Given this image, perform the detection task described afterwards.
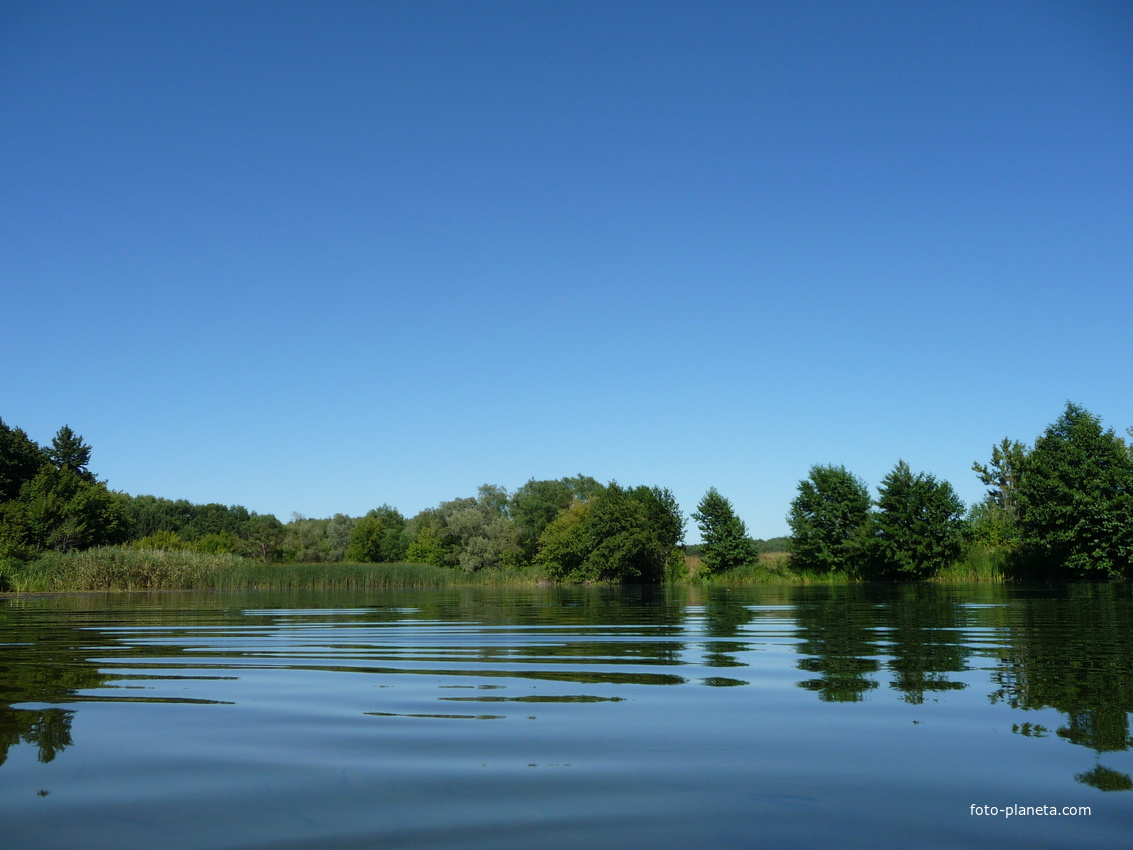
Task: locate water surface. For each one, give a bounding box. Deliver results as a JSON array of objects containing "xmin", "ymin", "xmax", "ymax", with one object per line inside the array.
[{"xmin": 2, "ymin": 584, "xmax": 1130, "ymax": 848}]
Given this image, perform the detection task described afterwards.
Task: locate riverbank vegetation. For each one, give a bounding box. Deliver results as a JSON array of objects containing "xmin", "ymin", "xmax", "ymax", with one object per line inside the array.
[{"xmin": 2, "ymin": 402, "xmax": 1130, "ymax": 591}]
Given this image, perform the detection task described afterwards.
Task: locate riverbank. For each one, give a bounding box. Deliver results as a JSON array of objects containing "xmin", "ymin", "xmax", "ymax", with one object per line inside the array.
[{"xmin": 1, "ymin": 545, "xmax": 1018, "ymax": 594}]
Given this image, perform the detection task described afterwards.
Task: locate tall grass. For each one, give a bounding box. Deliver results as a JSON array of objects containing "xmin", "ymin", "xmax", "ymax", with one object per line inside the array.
[
  {"xmin": 690, "ymin": 551, "xmax": 851, "ymax": 586},
  {"xmin": 933, "ymin": 546, "xmax": 1008, "ymax": 583},
  {"xmin": 0, "ymin": 547, "xmax": 542, "ymax": 593}
]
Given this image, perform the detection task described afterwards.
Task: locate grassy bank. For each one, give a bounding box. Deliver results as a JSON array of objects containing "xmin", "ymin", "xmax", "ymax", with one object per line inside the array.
[
  {"xmin": 688, "ymin": 552, "xmax": 851, "ymax": 585},
  {"xmin": 0, "ymin": 547, "xmax": 541, "ymax": 593},
  {"xmin": 685, "ymin": 547, "xmax": 1011, "ymax": 585},
  {"xmin": 1, "ymin": 544, "xmax": 1016, "ymax": 595}
]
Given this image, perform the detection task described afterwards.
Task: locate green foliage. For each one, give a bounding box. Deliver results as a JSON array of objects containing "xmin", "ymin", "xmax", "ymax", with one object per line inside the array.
[
  {"xmin": 0, "ymin": 418, "xmax": 45, "ymax": 502},
  {"xmin": 970, "ymin": 438, "xmax": 1029, "ymax": 546},
  {"xmin": 405, "ymin": 523, "xmax": 447, "ymax": 567},
  {"xmin": 535, "ymin": 482, "xmax": 680, "ymax": 583},
  {"xmin": 344, "ymin": 505, "xmax": 409, "ymax": 563},
  {"xmin": 193, "ymin": 531, "xmax": 241, "ymax": 555},
  {"xmin": 240, "ymin": 513, "xmax": 286, "ymax": 562},
  {"xmin": 861, "ymin": 461, "xmax": 966, "ymax": 580},
  {"xmin": 509, "ymin": 475, "xmax": 603, "ymax": 558},
  {"xmin": 1015, "ymin": 403, "xmax": 1133, "ymax": 577},
  {"xmin": 46, "ymin": 426, "xmax": 94, "ymax": 482},
  {"xmin": 18, "ymin": 467, "xmax": 125, "ymax": 553},
  {"xmin": 787, "ymin": 465, "xmax": 871, "ymax": 573},
  {"xmin": 692, "ymin": 488, "xmax": 757, "ymax": 577},
  {"xmin": 535, "ymin": 500, "xmax": 591, "ymax": 580},
  {"xmin": 131, "ymin": 529, "xmax": 189, "ymax": 550}
]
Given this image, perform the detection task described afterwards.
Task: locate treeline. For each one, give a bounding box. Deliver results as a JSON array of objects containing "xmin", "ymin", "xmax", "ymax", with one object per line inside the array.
[
  {"xmin": 786, "ymin": 402, "xmax": 1133, "ymax": 580},
  {"xmin": 3, "ymin": 401, "xmax": 1131, "ymax": 585},
  {"xmin": 0, "ymin": 423, "xmax": 690, "ymax": 583}
]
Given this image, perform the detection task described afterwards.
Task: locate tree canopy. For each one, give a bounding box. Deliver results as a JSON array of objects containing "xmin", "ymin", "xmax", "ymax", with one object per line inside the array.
[
  {"xmin": 692, "ymin": 487, "xmax": 757, "ymax": 577},
  {"xmin": 861, "ymin": 461, "xmax": 966, "ymax": 580},
  {"xmin": 787, "ymin": 465, "xmax": 872, "ymax": 573},
  {"xmin": 1015, "ymin": 403, "xmax": 1133, "ymax": 577}
]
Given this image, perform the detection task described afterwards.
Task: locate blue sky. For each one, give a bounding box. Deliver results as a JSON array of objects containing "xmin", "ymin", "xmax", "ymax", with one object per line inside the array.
[{"xmin": 3, "ymin": 1, "xmax": 1131, "ymax": 539}]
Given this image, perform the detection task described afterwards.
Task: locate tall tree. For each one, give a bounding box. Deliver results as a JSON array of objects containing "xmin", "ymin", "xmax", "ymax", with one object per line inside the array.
[
  {"xmin": 692, "ymin": 488, "xmax": 757, "ymax": 577},
  {"xmin": 1016, "ymin": 403, "xmax": 1133, "ymax": 577},
  {"xmin": 47, "ymin": 426, "xmax": 94, "ymax": 483},
  {"xmin": 787, "ymin": 465, "xmax": 872, "ymax": 573}
]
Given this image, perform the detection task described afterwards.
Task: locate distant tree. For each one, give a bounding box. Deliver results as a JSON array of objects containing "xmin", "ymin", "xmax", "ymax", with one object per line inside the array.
[
  {"xmin": 510, "ymin": 478, "xmax": 575, "ymax": 553},
  {"xmin": 510, "ymin": 476, "xmax": 604, "ymax": 558},
  {"xmin": 1016, "ymin": 403, "xmax": 1133, "ymax": 577},
  {"xmin": 0, "ymin": 418, "xmax": 45, "ymax": 502},
  {"xmin": 534, "ymin": 482, "xmax": 679, "ymax": 583},
  {"xmin": 17, "ymin": 467, "xmax": 125, "ymax": 553},
  {"xmin": 46, "ymin": 426, "xmax": 94, "ymax": 483},
  {"xmin": 194, "ymin": 531, "xmax": 240, "ymax": 555},
  {"xmin": 432, "ymin": 487, "xmax": 520, "ymax": 572},
  {"xmin": 345, "ymin": 505, "xmax": 410, "ymax": 563},
  {"xmin": 534, "ymin": 500, "xmax": 590, "ymax": 580},
  {"xmin": 787, "ymin": 465, "xmax": 872, "ymax": 573},
  {"xmin": 241, "ymin": 513, "xmax": 285, "ymax": 562},
  {"xmin": 862, "ymin": 461, "xmax": 966, "ymax": 580},
  {"xmin": 132, "ymin": 529, "xmax": 189, "ymax": 551},
  {"xmin": 692, "ymin": 488, "xmax": 757, "ymax": 577}
]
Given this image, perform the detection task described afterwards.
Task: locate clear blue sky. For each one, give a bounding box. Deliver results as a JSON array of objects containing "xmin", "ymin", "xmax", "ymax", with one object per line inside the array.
[{"xmin": 3, "ymin": 1, "xmax": 1131, "ymax": 539}]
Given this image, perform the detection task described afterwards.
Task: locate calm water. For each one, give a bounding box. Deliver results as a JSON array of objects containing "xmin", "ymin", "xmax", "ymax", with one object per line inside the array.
[{"xmin": 1, "ymin": 584, "xmax": 1131, "ymax": 849}]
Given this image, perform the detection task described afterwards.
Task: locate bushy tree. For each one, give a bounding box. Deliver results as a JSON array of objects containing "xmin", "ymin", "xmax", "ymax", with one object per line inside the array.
[
  {"xmin": 0, "ymin": 418, "xmax": 45, "ymax": 502},
  {"xmin": 862, "ymin": 461, "xmax": 966, "ymax": 580},
  {"xmin": 787, "ymin": 465, "xmax": 872, "ymax": 573},
  {"xmin": 534, "ymin": 500, "xmax": 590, "ymax": 580},
  {"xmin": 17, "ymin": 466, "xmax": 125, "ymax": 553},
  {"xmin": 535, "ymin": 482, "xmax": 680, "ymax": 583},
  {"xmin": 345, "ymin": 505, "xmax": 409, "ymax": 563},
  {"xmin": 692, "ymin": 488, "xmax": 757, "ymax": 577},
  {"xmin": 510, "ymin": 475, "xmax": 604, "ymax": 558},
  {"xmin": 1016, "ymin": 403, "xmax": 1133, "ymax": 577},
  {"xmin": 240, "ymin": 513, "xmax": 285, "ymax": 562}
]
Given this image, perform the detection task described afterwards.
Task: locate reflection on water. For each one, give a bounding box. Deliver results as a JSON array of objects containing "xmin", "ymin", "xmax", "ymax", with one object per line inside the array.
[{"xmin": 1, "ymin": 584, "xmax": 1132, "ymax": 849}]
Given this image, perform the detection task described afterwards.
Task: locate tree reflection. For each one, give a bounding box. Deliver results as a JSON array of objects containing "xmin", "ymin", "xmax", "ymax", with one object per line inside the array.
[
  {"xmin": 792, "ymin": 587, "xmax": 882, "ymax": 702},
  {"xmin": 988, "ymin": 583, "xmax": 1133, "ymax": 791},
  {"xmin": 0, "ymin": 601, "xmax": 110, "ymax": 766},
  {"xmin": 881, "ymin": 585, "xmax": 968, "ymax": 705}
]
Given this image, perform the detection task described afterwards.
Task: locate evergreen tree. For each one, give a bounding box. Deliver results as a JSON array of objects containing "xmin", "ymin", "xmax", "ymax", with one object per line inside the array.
[{"xmin": 692, "ymin": 488, "xmax": 757, "ymax": 577}]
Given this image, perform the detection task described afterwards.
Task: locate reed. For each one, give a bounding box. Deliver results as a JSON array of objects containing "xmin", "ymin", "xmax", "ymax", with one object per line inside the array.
[{"xmin": 1, "ymin": 547, "xmax": 549, "ymax": 593}]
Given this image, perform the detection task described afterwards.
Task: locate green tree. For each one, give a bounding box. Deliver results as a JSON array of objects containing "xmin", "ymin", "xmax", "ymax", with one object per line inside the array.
[
  {"xmin": 0, "ymin": 418, "xmax": 45, "ymax": 502},
  {"xmin": 510, "ymin": 476, "xmax": 604, "ymax": 558},
  {"xmin": 18, "ymin": 467, "xmax": 125, "ymax": 553},
  {"xmin": 787, "ymin": 465, "xmax": 872, "ymax": 573},
  {"xmin": 534, "ymin": 482, "xmax": 678, "ymax": 583},
  {"xmin": 970, "ymin": 438, "xmax": 1029, "ymax": 546},
  {"xmin": 46, "ymin": 426, "xmax": 94, "ymax": 483},
  {"xmin": 346, "ymin": 505, "xmax": 409, "ymax": 563},
  {"xmin": 241, "ymin": 513, "xmax": 285, "ymax": 562},
  {"xmin": 692, "ymin": 488, "xmax": 757, "ymax": 577},
  {"xmin": 1015, "ymin": 403, "xmax": 1133, "ymax": 577},
  {"xmin": 534, "ymin": 500, "xmax": 590, "ymax": 580},
  {"xmin": 863, "ymin": 461, "xmax": 966, "ymax": 580}
]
